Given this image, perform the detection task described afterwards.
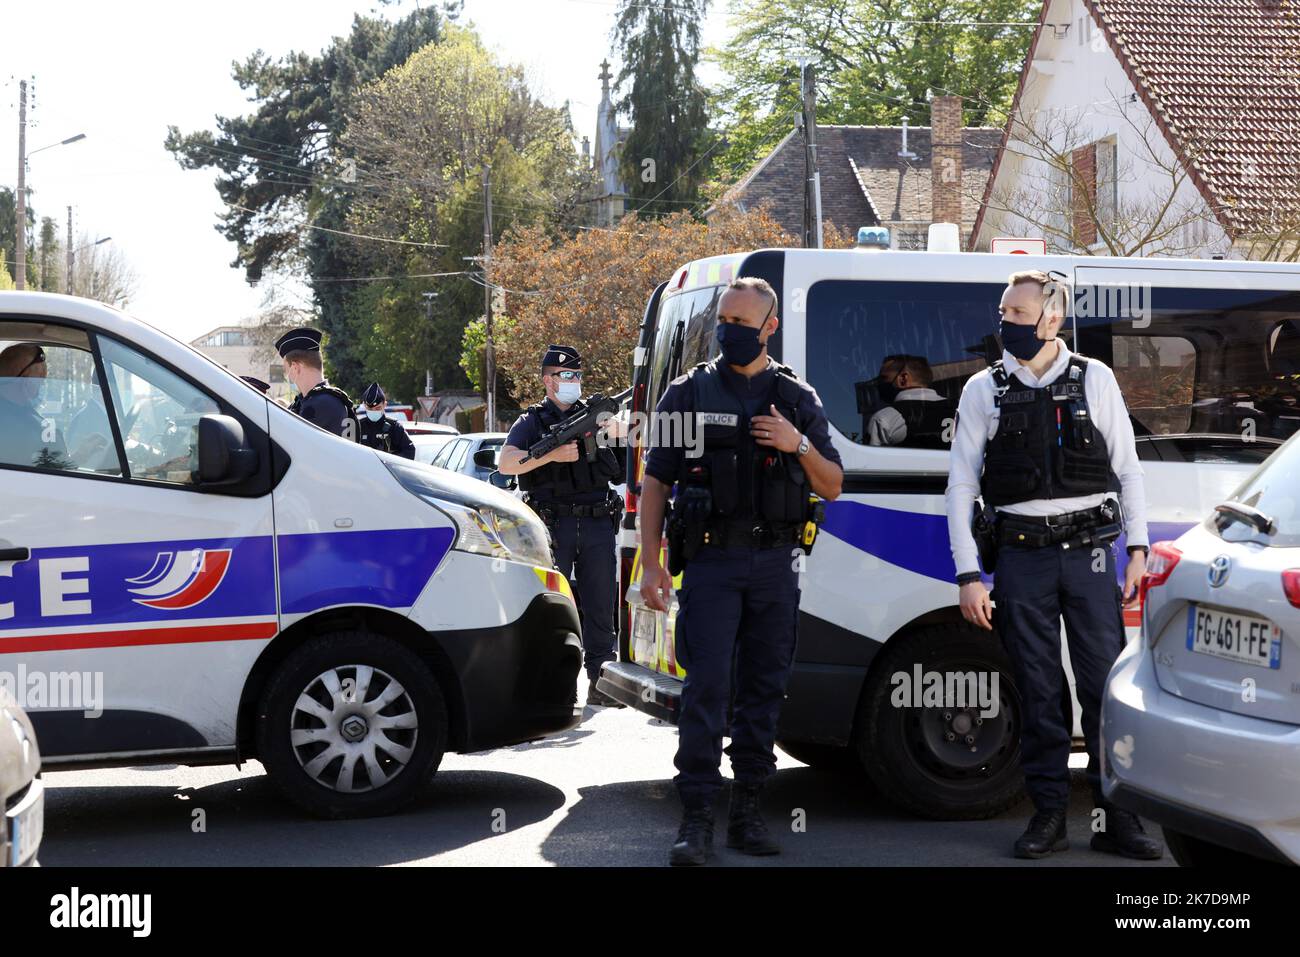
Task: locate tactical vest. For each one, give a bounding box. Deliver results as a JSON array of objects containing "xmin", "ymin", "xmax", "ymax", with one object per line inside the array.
[
  {"xmin": 358, "ymin": 415, "xmax": 397, "ymax": 452},
  {"xmin": 891, "ymin": 398, "xmax": 955, "ymax": 449},
  {"xmin": 516, "ymin": 398, "xmax": 621, "ymax": 498},
  {"xmin": 292, "ymin": 382, "xmax": 360, "ymax": 441},
  {"xmin": 684, "ymin": 359, "xmax": 810, "ymax": 524},
  {"xmin": 980, "ymin": 355, "xmax": 1112, "ymax": 507}
]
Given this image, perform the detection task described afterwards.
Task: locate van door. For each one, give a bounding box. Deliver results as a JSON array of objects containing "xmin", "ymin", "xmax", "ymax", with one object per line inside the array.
[
  {"xmin": 1072, "ymin": 265, "xmax": 1300, "ymax": 574},
  {"xmin": 0, "ymin": 322, "xmax": 277, "ymax": 762}
]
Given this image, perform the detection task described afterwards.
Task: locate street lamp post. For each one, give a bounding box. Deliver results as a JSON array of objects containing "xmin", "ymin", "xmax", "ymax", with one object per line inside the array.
[
  {"xmin": 68, "ymin": 235, "xmax": 111, "ymax": 298},
  {"xmin": 13, "ymin": 77, "xmax": 86, "ymax": 290}
]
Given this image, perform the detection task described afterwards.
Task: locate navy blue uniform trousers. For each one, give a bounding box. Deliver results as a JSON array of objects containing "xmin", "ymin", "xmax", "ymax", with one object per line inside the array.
[
  {"xmin": 992, "ymin": 542, "xmax": 1127, "ymax": 811},
  {"xmin": 673, "ymin": 543, "xmax": 800, "ymax": 807},
  {"xmin": 551, "ymin": 514, "xmax": 617, "ymax": 682}
]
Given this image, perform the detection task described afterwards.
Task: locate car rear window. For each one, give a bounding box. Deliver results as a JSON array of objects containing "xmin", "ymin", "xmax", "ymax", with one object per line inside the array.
[{"xmin": 1211, "ymin": 433, "xmax": 1300, "ymax": 547}]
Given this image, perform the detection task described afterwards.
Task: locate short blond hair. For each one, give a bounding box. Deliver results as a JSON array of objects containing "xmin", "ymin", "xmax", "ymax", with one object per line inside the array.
[{"xmin": 1008, "ymin": 269, "xmax": 1070, "ymax": 320}]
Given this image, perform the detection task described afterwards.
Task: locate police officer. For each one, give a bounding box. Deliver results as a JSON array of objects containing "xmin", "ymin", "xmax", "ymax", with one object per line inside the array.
[
  {"xmin": 357, "ymin": 382, "xmax": 416, "ymax": 459},
  {"xmin": 275, "ymin": 328, "xmax": 354, "ymax": 437},
  {"xmin": 946, "ymin": 269, "xmax": 1162, "ymax": 860},
  {"xmin": 866, "ymin": 355, "xmax": 955, "ymax": 448},
  {"xmin": 498, "ymin": 345, "xmax": 627, "ymax": 708},
  {"xmin": 639, "ymin": 277, "xmax": 843, "ymax": 866}
]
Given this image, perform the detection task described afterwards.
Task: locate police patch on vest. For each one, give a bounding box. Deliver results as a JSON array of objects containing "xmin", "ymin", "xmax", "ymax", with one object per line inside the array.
[{"xmin": 697, "ymin": 412, "xmax": 739, "ymax": 427}]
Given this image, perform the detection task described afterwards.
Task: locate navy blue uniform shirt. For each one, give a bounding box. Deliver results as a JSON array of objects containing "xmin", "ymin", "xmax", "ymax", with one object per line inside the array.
[
  {"xmin": 291, "ymin": 383, "xmax": 351, "ymax": 437},
  {"xmin": 644, "ymin": 358, "xmax": 841, "ymax": 488}
]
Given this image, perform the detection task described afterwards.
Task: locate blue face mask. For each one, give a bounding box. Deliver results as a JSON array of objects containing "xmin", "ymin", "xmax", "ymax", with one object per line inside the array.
[
  {"xmin": 365, "ymin": 409, "xmax": 383, "ymax": 422},
  {"xmin": 999, "ymin": 317, "xmax": 1050, "ymax": 362},
  {"xmin": 715, "ymin": 323, "xmax": 764, "ymax": 366},
  {"xmin": 555, "ymin": 382, "xmax": 582, "ymax": 405}
]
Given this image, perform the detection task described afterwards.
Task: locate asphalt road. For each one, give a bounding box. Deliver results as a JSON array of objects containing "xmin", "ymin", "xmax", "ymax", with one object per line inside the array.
[{"xmin": 38, "ymin": 685, "xmax": 1175, "ymax": 868}]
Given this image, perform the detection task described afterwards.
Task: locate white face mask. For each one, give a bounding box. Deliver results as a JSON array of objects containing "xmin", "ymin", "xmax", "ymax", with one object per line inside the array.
[
  {"xmin": 555, "ymin": 382, "xmax": 582, "ymax": 404},
  {"xmin": 365, "ymin": 409, "xmax": 383, "ymax": 422}
]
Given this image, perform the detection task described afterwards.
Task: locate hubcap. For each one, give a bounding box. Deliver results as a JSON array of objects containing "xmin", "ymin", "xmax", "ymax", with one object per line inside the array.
[
  {"xmin": 903, "ymin": 661, "xmax": 1019, "ymax": 783},
  {"xmin": 289, "ymin": 665, "xmax": 419, "ymax": 793}
]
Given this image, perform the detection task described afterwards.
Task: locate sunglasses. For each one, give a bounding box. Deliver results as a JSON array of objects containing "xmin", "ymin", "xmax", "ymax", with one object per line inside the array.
[
  {"xmin": 549, "ymin": 370, "xmax": 582, "ymax": 382},
  {"xmin": 16, "ymin": 346, "xmax": 46, "ymax": 377}
]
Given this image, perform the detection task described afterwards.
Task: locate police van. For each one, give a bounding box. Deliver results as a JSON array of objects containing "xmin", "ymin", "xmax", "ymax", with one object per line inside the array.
[
  {"xmin": 0, "ymin": 292, "xmax": 582, "ymax": 818},
  {"xmin": 598, "ymin": 246, "xmax": 1300, "ymax": 819}
]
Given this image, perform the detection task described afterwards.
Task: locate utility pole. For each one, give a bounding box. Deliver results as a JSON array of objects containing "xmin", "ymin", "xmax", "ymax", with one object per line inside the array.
[
  {"xmin": 65, "ymin": 207, "xmax": 73, "ymax": 294},
  {"xmin": 15, "ymin": 80, "xmax": 27, "ymax": 289},
  {"xmin": 482, "ymin": 164, "xmax": 496, "ymax": 431},
  {"xmin": 799, "ymin": 62, "xmax": 823, "ymax": 250},
  {"xmin": 422, "ymin": 291, "xmax": 438, "ymax": 397}
]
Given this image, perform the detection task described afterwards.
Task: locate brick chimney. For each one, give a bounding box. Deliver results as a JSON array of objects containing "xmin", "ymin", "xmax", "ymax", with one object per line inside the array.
[{"xmin": 930, "ymin": 95, "xmax": 964, "ymax": 227}]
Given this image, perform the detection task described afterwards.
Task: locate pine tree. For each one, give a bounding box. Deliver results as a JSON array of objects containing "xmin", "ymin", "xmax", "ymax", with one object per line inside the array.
[{"xmin": 613, "ymin": 0, "xmax": 711, "ymax": 217}]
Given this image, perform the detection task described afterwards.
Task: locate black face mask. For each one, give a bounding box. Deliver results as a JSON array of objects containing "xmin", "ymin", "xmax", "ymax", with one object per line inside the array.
[
  {"xmin": 999, "ymin": 315, "xmax": 1049, "ymax": 361},
  {"xmin": 716, "ymin": 322, "xmax": 764, "ymax": 366}
]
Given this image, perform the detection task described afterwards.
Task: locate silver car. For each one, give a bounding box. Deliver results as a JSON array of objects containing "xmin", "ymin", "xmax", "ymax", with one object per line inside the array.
[
  {"xmin": 1103, "ymin": 434, "xmax": 1300, "ymax": 866},
  {"xmin": 1, "ymin": 692, "xmax": 43, "ymax": 867}
]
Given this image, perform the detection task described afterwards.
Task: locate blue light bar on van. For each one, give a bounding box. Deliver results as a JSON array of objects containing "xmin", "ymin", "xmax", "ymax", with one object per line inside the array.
[{"xmin": 856, "ymin": 226, "xmax": 890, "ymax": 249}]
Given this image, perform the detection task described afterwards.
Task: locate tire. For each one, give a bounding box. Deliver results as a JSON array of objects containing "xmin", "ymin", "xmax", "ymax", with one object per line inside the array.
[
  {"xmin": 256, "ymin": 631, "xmax": 448, "ymax": 819},
  {"xmin": 856, "ymin": 623, "xmax": 1026, "ymax": 820},
  {"xmin": 1164, "ymin": 827, "xmax": 1283, "ymax": 868}
]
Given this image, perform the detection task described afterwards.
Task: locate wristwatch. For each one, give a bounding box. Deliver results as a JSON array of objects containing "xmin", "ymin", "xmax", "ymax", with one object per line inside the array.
[
  {"xmin": 797, "ymin": 434, "xmax": 810, "ymax": 457},
  {"xmin": 956, "ymin": 571, "xmax": 983, "ymax": 586}
]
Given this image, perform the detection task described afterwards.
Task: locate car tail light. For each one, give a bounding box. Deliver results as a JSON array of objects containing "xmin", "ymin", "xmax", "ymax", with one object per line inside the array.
[
  {"xmin": 1283, "ymin": 570, "xmax": 1300, "ymax": 609},
  {"xmin": 1139, "ymin": 541, "xmax": 1181, "ymax": 605}
]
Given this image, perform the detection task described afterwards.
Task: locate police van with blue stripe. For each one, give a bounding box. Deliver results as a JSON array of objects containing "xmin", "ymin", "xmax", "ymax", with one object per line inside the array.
[
  {"xmin": 599, "ymin": 242, "xmax": 1300, "ymax": 819},
  {"xmin": 0, "ymin": 292, "xmax": 582, "ymax": 818}
]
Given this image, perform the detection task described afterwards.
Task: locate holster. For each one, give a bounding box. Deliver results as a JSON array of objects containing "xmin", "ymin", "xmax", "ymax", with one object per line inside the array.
[{"xmin": 971, "ymin": 499, "xmax": 999, "ymax": 574}]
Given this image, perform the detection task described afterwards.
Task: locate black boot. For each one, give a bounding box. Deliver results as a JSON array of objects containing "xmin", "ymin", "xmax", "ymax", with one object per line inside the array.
[
  {"xmin": 726, "ymin": 782, "xmax": 780, "ymax": 856},
  {"xmin": 669, "ymin": 805, "xmax": 714, "ymax": 866},
  {"xmin": 1091, "ymin": 807, "xmax": 1164, "ymax": 860},
  {"xmin": 1013, "ymin": 808, "xmax": 1069, "ymax": 859}
]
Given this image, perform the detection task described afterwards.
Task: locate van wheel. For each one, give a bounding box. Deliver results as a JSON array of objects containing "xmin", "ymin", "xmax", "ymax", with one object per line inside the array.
[
  {"xmin": 856, "ymin": 623, "xmax": 1025, "ymax": 820},
  {"xmin": 256, "ymin": 631, "xmax": 447, "ymax": 819}
]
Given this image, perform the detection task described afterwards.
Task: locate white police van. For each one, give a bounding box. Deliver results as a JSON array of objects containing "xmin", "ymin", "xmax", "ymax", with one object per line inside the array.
[
  {"xmin": 0, "ymin": 292, "xmax": 582, "ymax": 818},
  {"xmin": 599, "ymin": 245, "xmax": 1300, "ymax": 819}
]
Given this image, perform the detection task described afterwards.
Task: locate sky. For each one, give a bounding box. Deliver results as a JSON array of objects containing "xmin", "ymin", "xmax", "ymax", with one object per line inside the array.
[{"xmin": 2, "ymin": 0, "xmax": 733, "ymax": 343}]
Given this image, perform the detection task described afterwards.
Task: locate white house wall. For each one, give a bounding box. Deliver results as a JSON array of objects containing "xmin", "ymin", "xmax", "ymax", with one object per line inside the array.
[{"xmin": 980, "ymin": 0, "xmax": 1233, "ymax": 258}]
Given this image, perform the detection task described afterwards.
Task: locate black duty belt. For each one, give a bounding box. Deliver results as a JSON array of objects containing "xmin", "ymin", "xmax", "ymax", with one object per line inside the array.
[
  {"xmin": 530, "ymin": 500, "xmax": 620, "ymax": 519},
  {"xmin": 707, "ymin": 518, "xmax": 802, "ymax": 551},
  {"xmin": 996, "ymin": 502, "xmax": 1120, "ymax": 549}
]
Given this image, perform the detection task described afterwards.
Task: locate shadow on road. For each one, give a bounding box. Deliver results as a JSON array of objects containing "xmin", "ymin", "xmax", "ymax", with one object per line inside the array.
[{"xmin": 40, "ymin": 767, "xmax": 567, "ymax": 867}]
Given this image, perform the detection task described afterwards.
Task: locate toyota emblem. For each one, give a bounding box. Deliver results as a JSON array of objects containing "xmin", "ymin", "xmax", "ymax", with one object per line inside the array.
[{"xmin": 1208, "ymin": 554, "xmax": 1231, "ymax": 588}]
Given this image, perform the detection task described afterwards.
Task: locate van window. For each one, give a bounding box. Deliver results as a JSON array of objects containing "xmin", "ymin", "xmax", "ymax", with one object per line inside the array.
[
  {"xmin": 646, "ymin": 286, "xmax": 724, "ymax": 410},
  {"xmin": 1075, "ymin": 287, "xmax": 1300, "ymax": 458},
  {"xmin": 99, "ymin": 336, "xmax": 220, "ymax": 486},
  {"xmin": 806, "ymin": 280, "xmax": 1001, "ymax": 446},
  {"xmin": 0, "ymin": 324, "xmax": 123, "ymax": 476}
]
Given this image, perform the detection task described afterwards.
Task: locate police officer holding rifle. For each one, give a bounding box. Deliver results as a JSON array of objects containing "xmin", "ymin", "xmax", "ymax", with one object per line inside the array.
[
  {"xmin": 498, "ymin": 345, "xmax": 629, "ymax": 708},
  {"xmin": 945, "ymin": 269, "xmax": 1162, "ymax": 861}
]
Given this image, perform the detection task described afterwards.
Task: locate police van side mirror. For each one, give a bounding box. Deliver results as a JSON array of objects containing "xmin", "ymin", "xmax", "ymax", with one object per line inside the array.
[
  {"xmin": 488, "ymin": 470, "xmax": 515, "ymax": 491},
  {"xmin": 473, "ymin": 447, "xmax": 498, "ymax": 469},
  {"xmin": 197, "ymin": 414, "xmax": 259, "ymax": 486}
]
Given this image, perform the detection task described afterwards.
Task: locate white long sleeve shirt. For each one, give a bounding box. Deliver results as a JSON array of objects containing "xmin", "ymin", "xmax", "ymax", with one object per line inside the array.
[{"xmin": 945, "ymin": 341, "xmax": 1149, "ymax": 577}]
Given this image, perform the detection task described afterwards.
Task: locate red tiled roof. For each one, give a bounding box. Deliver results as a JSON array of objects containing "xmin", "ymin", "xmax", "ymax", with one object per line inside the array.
[{"xmin": 1086, "ymin": 0, "xmax": 1300, "ymax": 236}]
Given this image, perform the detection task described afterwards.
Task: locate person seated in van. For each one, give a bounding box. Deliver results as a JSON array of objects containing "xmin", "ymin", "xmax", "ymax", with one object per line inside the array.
[
  {"xmin": 65, "ymin": 387, "xmax": 117, "ymax": 472},
  {"xmin": 866, "ymin": 355, "xmax": 954, "ymax": 448},
  {"xmin": 0, "ymin": 343, "xmax": 72, "ymax": 469}
]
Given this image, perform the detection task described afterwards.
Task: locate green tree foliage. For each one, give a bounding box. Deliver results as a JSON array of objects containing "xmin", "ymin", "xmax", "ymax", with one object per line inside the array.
[
  {"xmin": 711, "ymin": 0, "xmax": 1039, "ymax": 185},
  {"xmin": 0, "ymin": 187, "xmax": 36, "ymax": 284},
  {"xmin": 614, "ymin": 0, "xmax": 713, "ymax": 216},
  {"xmin": 164, "ymin": 5, "xmax": 457, "ymax": 389},
  {"xmin": 339, "ymin": 27, "xmax": 592, "ymax": 402}
]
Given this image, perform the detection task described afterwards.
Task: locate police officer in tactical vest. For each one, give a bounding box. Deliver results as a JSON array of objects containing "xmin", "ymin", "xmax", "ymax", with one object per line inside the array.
[
  {"xmin": 639, "ymin": 277, "xmax": 843, "ymax": 866},
  {"xmin": 276, "ymin": 328, "xmax": 355, "ymax": 438},
  {"xmin": 498, "ymin": 345, "xmax": 628, "ymax": 708},
  {"xmin": 946, "ymin": 269, "xmax": 1162, "ymax": 861},
  {"xmin": 866, "ymin": 355, "xmax": 955, "ymax": 448},
  {"xmin": 357, "ymin": 382, "xmax": 416, "ymax": 459}
]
